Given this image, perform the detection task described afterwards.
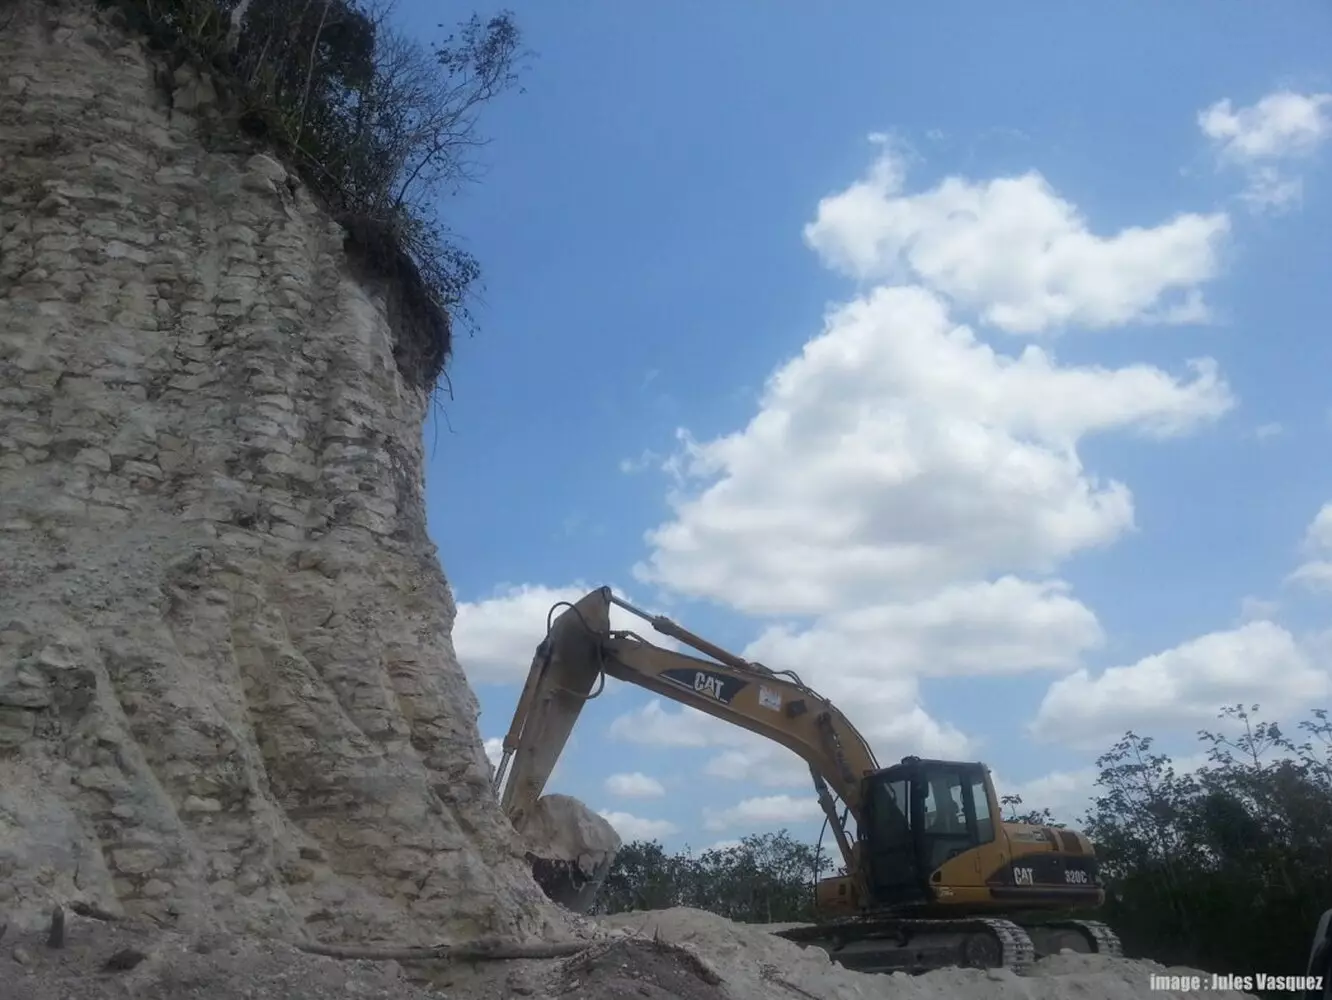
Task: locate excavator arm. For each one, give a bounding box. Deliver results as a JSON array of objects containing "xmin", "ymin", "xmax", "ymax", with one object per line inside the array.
[{"xmin": 493, "ymin": 586, "xmax": 880, "ymax": 872}]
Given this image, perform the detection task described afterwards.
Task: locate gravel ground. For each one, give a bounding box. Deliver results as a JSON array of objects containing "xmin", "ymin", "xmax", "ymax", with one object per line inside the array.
[
  {"xmin": 3, "ymin": 916, "xmax": 446, "ymax": 1000},
  {"xmin": 2, "ymin": 905, "xmax": 1259, "ymax": 1000},
  {"xmin": 1, "ymin": 909, "xmax": 729, "ymax": 1000}
]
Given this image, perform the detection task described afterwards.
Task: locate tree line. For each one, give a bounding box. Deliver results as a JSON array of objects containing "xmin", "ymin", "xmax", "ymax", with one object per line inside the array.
[
  {"xmin": 594, "ymin": 704, "xmax": 1332, "ymax": 980},
  {"xmin": 590, "ymin": 829, "xmax": 833, "ymax": 925}
]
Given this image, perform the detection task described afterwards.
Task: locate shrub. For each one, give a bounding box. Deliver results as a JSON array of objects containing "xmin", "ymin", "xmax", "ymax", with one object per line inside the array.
[{"xmin": 98, "ymin": 0, "xmax": 523, "ymax": 391}]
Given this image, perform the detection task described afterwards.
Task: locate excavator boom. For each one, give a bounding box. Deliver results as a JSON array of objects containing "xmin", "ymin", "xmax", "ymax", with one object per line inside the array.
[
  {"xmin": 495, "ymin": 586, "xmax": 878, "ymax": 873},
  {"xmin": 494, "ymin": 587, "xmax": 610, "ymax": 827}
]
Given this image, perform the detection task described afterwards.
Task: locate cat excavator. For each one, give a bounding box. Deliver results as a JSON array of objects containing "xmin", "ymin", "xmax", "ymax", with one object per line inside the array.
[{"xmin": 492, "ymin": 586, "xmax": 1123, "ymax": 974}]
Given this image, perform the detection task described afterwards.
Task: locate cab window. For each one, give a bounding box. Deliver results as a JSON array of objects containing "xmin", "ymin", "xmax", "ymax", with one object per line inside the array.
[
  {"xmin": 922, "ymin": 771, "xmax": 966, "ymax": 834},
  {"xmin": 872, "ymin": 778, "xmax": 911, "ymax": 844},
  {"xmin": 970, "ymin": 776, "xmax": 994, "ymax": 844}
]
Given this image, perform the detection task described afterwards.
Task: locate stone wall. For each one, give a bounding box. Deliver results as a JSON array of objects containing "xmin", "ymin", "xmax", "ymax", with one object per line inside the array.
[{"xmin": 0, "ymin": 0, "xmax": 559, "ymax": 946}]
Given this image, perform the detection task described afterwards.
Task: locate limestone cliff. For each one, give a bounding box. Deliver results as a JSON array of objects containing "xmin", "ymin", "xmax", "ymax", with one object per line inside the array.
[{"xmin": 0, "ymin": 0, "xmax": 560, "ymax": 946}]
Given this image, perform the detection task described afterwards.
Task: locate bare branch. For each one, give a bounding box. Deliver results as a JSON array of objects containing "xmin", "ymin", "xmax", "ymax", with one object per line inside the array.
[{"xmin": 295, "ymin": 0, "xmax": 332, "ymax": 143}]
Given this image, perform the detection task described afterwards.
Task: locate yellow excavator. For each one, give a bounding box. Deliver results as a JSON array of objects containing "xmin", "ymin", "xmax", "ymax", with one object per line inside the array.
[{"xmin": 492, "ymin": 586, "xmax": 1123, "ymax": 974}]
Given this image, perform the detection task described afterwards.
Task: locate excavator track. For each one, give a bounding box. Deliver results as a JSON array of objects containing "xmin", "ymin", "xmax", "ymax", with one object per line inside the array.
[
  {"xmin": 776, "ymin": 915, "xmax": 1036, "ymax": 975},
  {"xmin": 1021, "ymin": 919, "xmax": 1123, "ymax": 959},
  {"xmin": 1076, "ymin": 920, "xmax": 1124, "ymax": 956}
]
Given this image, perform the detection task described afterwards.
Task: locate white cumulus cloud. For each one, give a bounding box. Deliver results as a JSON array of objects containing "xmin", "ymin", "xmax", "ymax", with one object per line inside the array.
[
  {"xmin": 1288, "ymin": 503, "xmax": 1332, "ymax": 593},
  {"xmin": 474, "ymin": 117, "xmax": 1295, "ymax": 848},
  {"xmin": 604, "ymin": 771, "xmax": 666, "ymax": 798},
  {"xmin": 454, "ymin": 582, "xmax": 675, "ymax": 685},
  {"xmin": 1199, "ymin": 90, "xmax": 1332, "ymax": 211},
  {"xmin": 703, "ymin": 747, "xmax": 812, "ymax": 789},
  {"xmin": 635, "ymin": 285, "xmax": 1232, "ymax": 618},
  {"xmin": 1200, "ymin": 91, "xmax": 1332, "ymax": 161},
  {"xmin": 1291, "ymin": 563, "xmax": 1332, "ymax": 593},
  {"xmin": 994, "ymin": 766, "xmax": 1100, "ymax": 826},
  {"xmin": 697, "ymin": 579, "xmax": 1102, "ymax": 784},
  {"xmin": 693, "ymin": 700, "xmax": 971, "ymax": 798},
  {"xmin": 703, "ymin": 794, "xmax": 823, "ymax": 832},
  {"xmin": 1036, "ymin": 508, "xmax": 1332, "ymax": 754},
  {"xmin": 1030, "ymin": 621, "xmax": 1330, "ymax": 749},
  {"xmin": 996, "ymin": 752, "xmax": 1217, "ymax": 827},
  {"xmin": 803, "ymin": 137, "xmax": 1228, "ymax": 333},
  {"xmin": 1304, "ymin": 504, "xmax": 1332, "ymax": 550},
  {"xmin": 744, "ymin": 577, "xmax": 1103, "ymax": 679},
  {"xmin": 482, "ymin": 736, "xmax": 504, "ymax": 771},
  {"xmin": 598, "ymin": 810, "xmax": 678, "ymax": 841},
  {"xmin": 620, "ymin": 139, "xmax": 1240, "ymax": 789},
  {"xmin": 606, "ymin": 699, "xmax": 820, "ymax": 792},
  {"xmin": 610, "ymin": 685, "xmax": 971, "ymax": 804},
  {"xmin": 607, "ymin": 698, "xmax": 747, "ymax": 749}
]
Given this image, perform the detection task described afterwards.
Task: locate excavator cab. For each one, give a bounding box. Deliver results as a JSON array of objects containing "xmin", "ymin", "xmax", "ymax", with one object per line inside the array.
[{"xmin": 859, "ymin": 756, "xmax": 998, "ymax": 909}]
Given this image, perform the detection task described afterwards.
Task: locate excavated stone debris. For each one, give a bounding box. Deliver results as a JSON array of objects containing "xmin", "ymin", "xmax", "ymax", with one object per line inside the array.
[
  {"xmin": 5, "ymin": 917, "xmax": 448, "ymax": 1000},
  {"xmin": 519, "ymin": 794, "xmax": 622, "ymax": 913},
  {"xmin": 603, "ymin": 909, "xmax": 1261, "ymax": 1000},
  {"xmin": 0, "ymin": 0, "xmax": 564, "ymax": 949},
  {"xmin": 3, "ymin": 907, "xmax": 1260, "ymax": 1000},
  {"xmin": 519, "ymin": 794, "xmax": 622, "ymax": 870}
]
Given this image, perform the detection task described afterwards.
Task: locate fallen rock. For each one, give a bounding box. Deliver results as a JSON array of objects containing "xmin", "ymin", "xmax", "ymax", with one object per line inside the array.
[
  {"xmin": 520, "ymin": 794, "xmax": 622, "ymax": 913},
  {"xmin": 547, "ymin": 937, "xmax": 728, "ymax": 1000}
]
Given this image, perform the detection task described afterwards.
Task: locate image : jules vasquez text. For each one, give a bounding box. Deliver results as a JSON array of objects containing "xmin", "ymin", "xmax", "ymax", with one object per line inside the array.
[{"xmin": 1149, "ymin": 972, "xmax": 1324, "ymax": 992}]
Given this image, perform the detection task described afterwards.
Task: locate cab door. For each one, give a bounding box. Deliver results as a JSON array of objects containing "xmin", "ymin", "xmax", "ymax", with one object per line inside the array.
[
  {"xmin": 861, "ymin": 774, "xmax": 927, "ymax": 906},
  {"xmin": 916, "ymin": 768, "xmax": 994, "ymax": 886}
]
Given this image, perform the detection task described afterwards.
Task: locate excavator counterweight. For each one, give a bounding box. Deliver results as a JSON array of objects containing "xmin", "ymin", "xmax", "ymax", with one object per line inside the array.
[{"xmin": 493, "ymin": 586, "xmax": 1123, "ymax": 975}]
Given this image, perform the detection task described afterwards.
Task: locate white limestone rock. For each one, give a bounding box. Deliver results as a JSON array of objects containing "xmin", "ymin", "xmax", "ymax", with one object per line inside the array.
[{"xmin": 0, "ymin": 0, "xmax": 563, "ymax": 949}]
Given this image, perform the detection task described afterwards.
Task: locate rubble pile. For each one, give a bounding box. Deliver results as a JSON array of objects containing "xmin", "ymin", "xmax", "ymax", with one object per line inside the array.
[
  {"xmin": 603, "ymin": 909, "xmax": 1259, "ymax": 1000},
  {"xmin": 3, "ymin": 906, "xmax": 1258, "ymax": 1000}
]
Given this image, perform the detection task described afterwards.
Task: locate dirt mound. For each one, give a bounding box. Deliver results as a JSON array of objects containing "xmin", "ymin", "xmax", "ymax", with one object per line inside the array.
[
  {"xmin": 603, "ymin": 908, "xmax": 1260, "ymax": 1000},
  {"xmin": 547, "ymin": 938, "xmax": 728, "ymax": 1000},
  {"xmin": 3, "ymin": 918, "xmax": 440, "ymax": 1000},
  {"xmin": 4, "ymin": 905, "xmax": 1261, "ymax": 1000},
  {"xmin": 2, "ymin": 918, "xmax": 724, "ymax": 1000}
]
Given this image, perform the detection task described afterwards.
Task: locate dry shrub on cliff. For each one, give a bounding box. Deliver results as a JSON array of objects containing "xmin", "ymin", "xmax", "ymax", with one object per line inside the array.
[{"xmin": 97, "ymin": 0, "xmax": 523, "ymax": 391}]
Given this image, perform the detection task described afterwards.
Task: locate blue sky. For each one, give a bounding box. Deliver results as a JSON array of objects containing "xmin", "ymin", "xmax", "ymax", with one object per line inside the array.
[{"xmin": 396, "ymin": 1, "xmax": 1332, "ymax": 850}]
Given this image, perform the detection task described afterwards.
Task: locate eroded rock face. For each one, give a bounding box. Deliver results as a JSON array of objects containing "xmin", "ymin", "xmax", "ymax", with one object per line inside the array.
[{"xmin": 0, "ymin": 0, "xmax": 561, "ymax": 946}]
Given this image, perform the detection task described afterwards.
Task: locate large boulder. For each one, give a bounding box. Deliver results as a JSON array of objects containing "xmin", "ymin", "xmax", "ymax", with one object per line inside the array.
[{"xmin": 518, "ymin": 794, "xmax": 622, "ymax": 913}]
